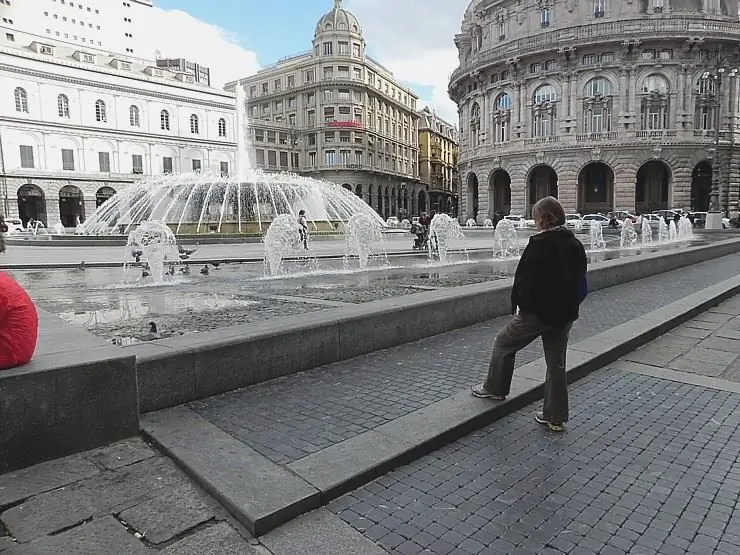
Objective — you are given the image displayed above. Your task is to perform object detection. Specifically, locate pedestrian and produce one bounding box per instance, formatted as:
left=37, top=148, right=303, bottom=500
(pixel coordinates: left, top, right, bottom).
left=471, top=196, right=588, bottom=432
left=0, top=271, right=38, bottom=370
left=0, top=214, right=7, bottom=254
left=297, top=209, right=309, bottom=250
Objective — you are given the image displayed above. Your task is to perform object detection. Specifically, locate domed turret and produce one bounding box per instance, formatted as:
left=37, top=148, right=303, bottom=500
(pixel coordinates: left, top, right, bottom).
left=314, top=0, right=363, bottom=37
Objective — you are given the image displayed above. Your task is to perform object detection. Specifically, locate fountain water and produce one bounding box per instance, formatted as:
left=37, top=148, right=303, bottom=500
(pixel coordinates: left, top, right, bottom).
left=429, top=213, right=464, bottom=263
left=669, top=220, right=678, bottom=241
left=126, top=220, right=178, bottom=282
left=52, top=222, right=65, bottom=235
left=620, top=220, right=638, bottom=248
left=517, top=218, right=528, bottom=230
left=678, top=216, right=694, bottom=241
left=345, top=213, right=385, bottom=270
left=640, top=218, right=653, bottom=245
left=493, top=219, right=520, bottom=258
left=263, top=214, right=302, bottom=276
left=465, top=219, right=477, bottom=228
left=483, top=218, right=493, bottom=228
left=658, top=218, right=669, bottom=242
left=589, top=220, right=607, bottom=250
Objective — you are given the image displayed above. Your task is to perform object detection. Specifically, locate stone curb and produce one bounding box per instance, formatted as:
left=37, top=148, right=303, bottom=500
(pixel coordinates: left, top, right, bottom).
left=142, top=273, right=740, bottom=537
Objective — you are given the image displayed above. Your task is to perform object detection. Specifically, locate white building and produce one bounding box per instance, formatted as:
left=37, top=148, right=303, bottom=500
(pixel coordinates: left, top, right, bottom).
left=0, top=30, right=235, bottom=227
left=1, top=0, right=152, bottom=57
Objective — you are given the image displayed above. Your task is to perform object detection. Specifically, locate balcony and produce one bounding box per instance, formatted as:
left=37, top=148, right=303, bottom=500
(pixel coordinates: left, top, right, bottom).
left=635, top=130, right=677, bottom=139
left=523, top=136, right=561, bottom=146
left=575, top=132, right=618, bottom=142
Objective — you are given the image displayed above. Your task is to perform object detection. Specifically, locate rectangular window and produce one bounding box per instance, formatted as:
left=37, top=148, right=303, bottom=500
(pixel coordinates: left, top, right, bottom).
left=268, top=151, right=277, bottom=166
left=352, top=43, right=361, bottom=57
left=529, top=63, right=541, bottom=73
left=659, top=49, right=673, bottom=60
left=163, top=157, right=173, bottom=173
left=545, top=60, right=558, bottom=70
left=593, top=0, right=605, bottom=16
left=338, top=41, right=349, bottom=55
left=61, top=148, right=75, bottom=171
left=641, top=50, right=656, bottom=60
left=19, top=145, right=34, bottom=168
left=600, top=52, right=614, bottom=62
left=304, top=69, right=315, bottom=83
left=192, top=159, right=202, bottom=172
left=273, top=78, right=281, bottom=91
left=254, top=129, right=264, bottom=142
left=287, top=75, right=295, bottom=88
left=249, top=85, right=256, bottom=98
left=307, top=110, right=316, bottom=125
left=582, top=54, right=598, bottom=65
left=325, top=150, right=336, bottom=165
left=309, top=152, right=317, bottom=166
left=540, top=8, right=552, bottom=27
left=323, top=42, right=333, bottom=55
left=220, top=161, right=229, bottom=176
left=98, top=151, right=110, bottom=172
left=255, top=149, right=265, bottom=166
left=325, top=132, right=335, bottom=143
left=279, top=152, right=288, bottom=168
left=323, top=89, right=333, bottom=101
left=132, top=154, right=143, bottom=174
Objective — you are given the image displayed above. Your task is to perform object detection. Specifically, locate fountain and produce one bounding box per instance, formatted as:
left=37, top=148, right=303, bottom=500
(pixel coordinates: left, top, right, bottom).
left=483, top=218, right=493, bottom=228
left=589, top=220, right=607, bottom=250
left=641, top=217, right=653, bottom=245
left=126, top=220, right=178, bottom=282
left=263, top=214, right=302, bottom=276
left=493, top=219, right=520, bottom=258
left=345, top=213, right=385, bottom=270
left=465, top=219, right=477, bottom=228
left=620, top=220, right=638, bottom=248
left=429, top=213, right=464, bottom=263
left=52, top=222, right=65, bottom=235
left=669, top=220, right=678, bottom=241
left=517, top=218, right=528, bottom=230
left=658, top=218, right=669, bottom=242
left=78, top=81, right=385, bottom=237
left=678, top=216, right=694, bottom=241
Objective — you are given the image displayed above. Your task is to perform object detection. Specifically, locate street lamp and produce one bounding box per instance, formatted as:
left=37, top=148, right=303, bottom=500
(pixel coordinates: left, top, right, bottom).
left=702, top=65, right=739, bottom=228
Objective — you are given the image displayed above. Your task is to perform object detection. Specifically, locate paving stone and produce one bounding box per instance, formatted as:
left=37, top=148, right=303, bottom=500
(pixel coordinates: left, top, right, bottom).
left=84, top=438, right=156, bottom=471
left=162, top=522, right=258, bottom=555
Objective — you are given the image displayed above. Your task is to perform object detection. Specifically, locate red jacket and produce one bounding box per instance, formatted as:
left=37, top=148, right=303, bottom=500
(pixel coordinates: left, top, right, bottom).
left=0, top=271, right=38, bottom=369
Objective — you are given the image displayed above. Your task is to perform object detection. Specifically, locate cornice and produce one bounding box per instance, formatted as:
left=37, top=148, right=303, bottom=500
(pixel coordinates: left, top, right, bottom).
left=0, top=64, right=235, bottom=111
left=0, top=116, right=237, bottom=150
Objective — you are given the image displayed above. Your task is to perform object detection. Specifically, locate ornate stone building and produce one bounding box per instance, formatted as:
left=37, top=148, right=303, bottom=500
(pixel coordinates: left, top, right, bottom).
left=418, top=106, right=460, bottom=216
left=449, top=0, right=740, bottom=222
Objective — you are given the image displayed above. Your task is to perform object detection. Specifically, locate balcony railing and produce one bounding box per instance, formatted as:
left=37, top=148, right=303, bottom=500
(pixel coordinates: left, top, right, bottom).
left=575, top=131, right=618, bottom=141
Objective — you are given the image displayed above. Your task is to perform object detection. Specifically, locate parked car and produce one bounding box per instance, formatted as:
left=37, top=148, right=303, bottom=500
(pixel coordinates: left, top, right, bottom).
left=565, top=214, right=583, bottom=228
left=613, top=210, right=637, bottom=223
left=689, top=211, right=730, bottom=229
left=503, top=214, right=530, bottom=228
left=4, top=218, right=24, bottom=234
left=652, top=209, right=683, bottom=222
left=386, top=216, right=400, bottom=228
left=582, top=213, right=621, bottom=228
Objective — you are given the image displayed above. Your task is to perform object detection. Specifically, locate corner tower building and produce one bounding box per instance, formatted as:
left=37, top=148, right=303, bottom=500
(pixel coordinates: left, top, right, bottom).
left=449, top=0, right=740, bottom=222
left=228, top=0, right=424, bottom=221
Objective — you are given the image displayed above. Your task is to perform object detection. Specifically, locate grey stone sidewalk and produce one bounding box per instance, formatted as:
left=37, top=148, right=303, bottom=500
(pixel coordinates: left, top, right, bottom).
left=329, top=294, right=740, bottom=555
left=187, top=253, right=740, bottom=466
left=0, top=439, right=263, bottom=554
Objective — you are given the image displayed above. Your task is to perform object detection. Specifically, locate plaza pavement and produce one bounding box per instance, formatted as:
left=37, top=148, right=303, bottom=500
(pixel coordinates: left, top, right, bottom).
left=2, top=256, right=740, bottom=553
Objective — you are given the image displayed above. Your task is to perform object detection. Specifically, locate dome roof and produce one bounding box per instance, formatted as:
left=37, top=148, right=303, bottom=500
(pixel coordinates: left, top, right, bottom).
left=314, top=0, right=362, bottom=37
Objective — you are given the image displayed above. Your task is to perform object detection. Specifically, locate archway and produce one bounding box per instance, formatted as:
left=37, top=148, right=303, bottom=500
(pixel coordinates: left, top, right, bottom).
left=418, top=190, right=428, bottom=214
left=376, top=185, right=383, bottom=216
left=488, top=170, right=511, bottom=217
left=577, top=162, right=614, bottom=214
left=355, top=184, right=363, bottom=201
left=466, top=173, right=479, bottom=220
left=342, top=183, right=352, bottom=192
left=384, top=186, right=390, bottom=219
left=59, top=185, right=85, bottom=227
left=636, top=160, right=671, bottom=213
left=691, top=161, right=711, bottom=212
left=528, top=166, right=558, bottom=215
left=17, top=184, right=47, bottom=226
left=96, top=186, right=116, bottom=208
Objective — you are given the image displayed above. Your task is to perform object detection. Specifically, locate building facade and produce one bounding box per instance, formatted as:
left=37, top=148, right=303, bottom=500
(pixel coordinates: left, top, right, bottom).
left=156, top=58, right=211, bottom=87
left=0, top=32, right=235, bottom=227
left=227, top=0, right=424, bottom=221
left=418, top=106, right=459, bottom=215
left=449, top=0, right=740, bottom=223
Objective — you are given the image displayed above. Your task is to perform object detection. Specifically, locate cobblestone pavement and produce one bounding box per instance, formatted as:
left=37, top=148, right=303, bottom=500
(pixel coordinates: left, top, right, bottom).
left=0, top=439, right=262, bottom=554
left=330, top=367, right=740, bottom=555
left=188, top=253, right=740, bottom=465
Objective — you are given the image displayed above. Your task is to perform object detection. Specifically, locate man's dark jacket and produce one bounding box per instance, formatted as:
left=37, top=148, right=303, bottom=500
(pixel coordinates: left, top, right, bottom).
left=511, top=227, right=588, bottom=326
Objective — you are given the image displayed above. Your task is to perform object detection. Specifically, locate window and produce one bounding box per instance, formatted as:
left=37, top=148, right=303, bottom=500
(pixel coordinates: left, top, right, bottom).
left=19, top=145, right=34, bottom=168
left=540, top=8, right=552, bottom=27
left=192, top=159, right=202, bottom=172
left=305, top=69, right=315, bottom=84
left=309, top=152, right=317, bottom=166
left=532, top=85, right=558, bottom=137
left=323, top=42, right=333, bottom=55
left=220, top=161, right=229, bottom=176
left=162, top=157, right=173, bottom=174
left=353, top=43, right=361, bottom=57
left=190, top=114, right=199, bottom=134
left=160, top=110, right=170, bottom=130
left=57, top=94, right=70, bottom=117
left=338, top=41, right=349, bottom=55
left=14, top=87, right=28, bottom=113
left=218, top=117, right=227, bottom=137
left=61, top=148, right=75, bottom=171
left=95, top=99, right=106, bottom=122
left=129, top=105, right=140, bottom=127
left=583, top=78, right=613, bottom=133
left=585, top=76, right=612, bottom=97
left=98, top=151, right=110, bottom=172
left=325, top=150, right=336, bottom=165
left=696, top=75, right=717, bottom=131
left=653, top=0, right=665, bottom=11
left=593, top=0, right=605, bottom=16
left=132, top=154, right=143, bottom=174
left=640, top=74, right=670, bottom=130
left=642, top=74, right=669, bottom=93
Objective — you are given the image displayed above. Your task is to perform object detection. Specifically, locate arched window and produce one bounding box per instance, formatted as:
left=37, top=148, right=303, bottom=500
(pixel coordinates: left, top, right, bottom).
left=640, top=74, right=670, bottom=130
left=14, top=87, right=28, bottom=113
left=160, top=109, right=170, bottom=130
left=57, top=94, right=70, bottom=118
left=493, top=93, right=512, bottom=143
left=95, top=99, right=107, bottom=122
left=190, top=114, right=199, bottom=134
left=469, top=103, right=481, bottom=147
left=583, top=77, right=613, bottom=134
left=695, top=74, right=717, bottom=131
left=532, top=85, right=557, bottom=137
left=129, top=105, right=140, bottom=127
left=218, top=117, right=227, bottom=137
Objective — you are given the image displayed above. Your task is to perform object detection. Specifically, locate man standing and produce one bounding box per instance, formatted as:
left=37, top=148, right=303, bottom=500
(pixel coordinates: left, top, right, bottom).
left=471, top=196, right=587, bottom=432
left=297, top=209, right=309, bottom=250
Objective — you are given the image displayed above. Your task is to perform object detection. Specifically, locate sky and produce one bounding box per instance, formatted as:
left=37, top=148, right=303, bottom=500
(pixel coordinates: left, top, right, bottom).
left=136, top=0, right=469, bottom=123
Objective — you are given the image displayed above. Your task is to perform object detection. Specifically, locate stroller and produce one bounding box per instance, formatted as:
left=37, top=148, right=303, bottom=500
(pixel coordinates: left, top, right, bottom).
left=410, top=222, right=428, bottom=250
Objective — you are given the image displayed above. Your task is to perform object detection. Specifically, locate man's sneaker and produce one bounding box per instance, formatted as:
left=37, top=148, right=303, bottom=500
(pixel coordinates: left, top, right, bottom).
left=471, top=384, right=506, bottom=400
left=535, top=413, right=564, bottom=432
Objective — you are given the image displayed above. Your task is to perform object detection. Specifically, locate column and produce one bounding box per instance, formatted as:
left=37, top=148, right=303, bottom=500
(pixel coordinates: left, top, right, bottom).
left=513, top=83, right=521, bottom=125
left=568, top=73, right=577, bottom=117
left=672, top=165, right=692, bottom=211
left=562, top=73, right=571, bottom=118
left=510, top=176, right=526, bottom=216
left=677, top=66, right=686, bottom=112
left=628, top=69, right=637, bottom=118
left=558, top=170, right=578, bottom=213
left=619, top=70, right=628, bottom=113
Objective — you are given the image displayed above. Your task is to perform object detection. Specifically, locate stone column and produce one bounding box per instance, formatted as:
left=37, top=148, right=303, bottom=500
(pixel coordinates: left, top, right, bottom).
left=677, top=66, right=686, bottom=113
left=563, top=72, right=571, bottom=118
left=628, top=68, right=637, bottom=120
left=672, top=164, right=692, bottom=210
left=558, top=169, right=578, bottom=213
left=510, top=176, right=526, bottom=215
left=613, top=164, right=636, bottom=212
left=619, top=70, right=628, bottom=113
left=513, top=83, right=521, bottom=125
left=569, top=72, right=577, bottom=118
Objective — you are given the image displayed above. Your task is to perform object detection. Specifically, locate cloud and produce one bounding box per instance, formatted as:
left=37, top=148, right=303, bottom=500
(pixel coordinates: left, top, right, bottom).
left=344, top=0, right=468, bottom=124
left=134, top=7, right=260, bottom=88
